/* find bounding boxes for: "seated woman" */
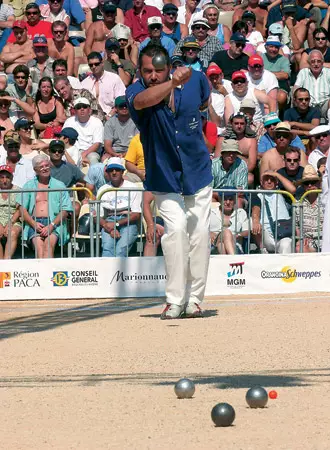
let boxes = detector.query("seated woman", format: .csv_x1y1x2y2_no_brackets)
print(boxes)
18,154,73,259
210,187,249,255
33,77,66,138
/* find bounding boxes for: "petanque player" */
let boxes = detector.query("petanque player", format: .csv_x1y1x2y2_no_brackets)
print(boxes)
126,43,212,320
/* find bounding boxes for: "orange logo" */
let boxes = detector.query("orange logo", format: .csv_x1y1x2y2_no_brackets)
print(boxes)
0,272,11,288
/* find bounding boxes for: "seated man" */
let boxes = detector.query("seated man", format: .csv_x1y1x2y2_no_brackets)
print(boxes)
96,157,142,257
0,3,15,53
55,127,82,167
0,164,22,259
52,59,81,90
246,55,279,109
48,21,75,76
308,125,330,170
84,1,118,55
204,4,230,45
27,34,54,84
206,64,232,127
6,65,37,119
19,154,73,259
260,122,307,176
299,27,330,70
1,20,34,74
104,38,135,87
104,95,138,160
124,133,145,183
84,161,107,195
124,0,161,43
139,16,176,56
210,32,248,81
276,146,304,200
39,0,70,25
176,36,204,72
162,3,188,45
233,0,267,35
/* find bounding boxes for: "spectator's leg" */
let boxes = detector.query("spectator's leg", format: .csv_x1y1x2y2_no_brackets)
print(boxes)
0,28,12,53
42,234,58,258
277,237,292,254
277,89,288,117
263,228,276,253
115,224,139,257
184,185,212,306
155,192,189,307
0,240,4,259
32,237,44,258
101,228,116,257
4,226,21,259
223,228,236,255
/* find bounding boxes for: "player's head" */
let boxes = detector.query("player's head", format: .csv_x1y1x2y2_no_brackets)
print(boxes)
139,44,170,88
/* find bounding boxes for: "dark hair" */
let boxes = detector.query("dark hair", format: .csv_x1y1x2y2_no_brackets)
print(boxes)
52,59,67,71
13,65,30,77
285,146,300,158
313,27,328,39
232,20,248,34
317,156,327,169
0,90,10,98
87,51,103,62
294,87,310,99
138,43,170,68
35,76,55,103
51,20,67,31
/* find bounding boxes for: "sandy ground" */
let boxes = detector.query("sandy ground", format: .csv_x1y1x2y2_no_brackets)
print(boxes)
1,293,330,450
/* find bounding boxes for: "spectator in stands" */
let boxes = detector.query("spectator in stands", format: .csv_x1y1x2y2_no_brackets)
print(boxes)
139,17,176,56
85,1,118,55
201,111,217,154
256,23,291,58
0,91,14,137
276,146,304,198
212,139,248,191
232,0,267,35
20,154,73,258
239,99,264,141
251,171,292,254
91,0,125,23
97,157,142,257
27,35,54,84
0,130,34,187
210,32,249,81
63,97,104,162
0,164,22,259
113,24,139,67
262,36,291,112
124,0,161,43
104,38,134,87
241,10,263,47
177,0,202,32
52,59,81,89
1,21,35,74
124,133,145,182
54,76,106,122
206,64,232,127
296,164,323,252
104,95,138,160
33,76,66,137
246,55,279,107
0,73,7,91
294,49,330,119
258,113,306,156
49,139,85,188
177,36,203,71
203,4,230,45
0,1,15,53
55,127,82,167
48,21,75,76
210,188,249,255
6,65,37,119
9,4,53,42
81,51,126,116
222,21,255,58
14,118,41,160
317,156,327,177
300,27,330,69
308,125,330,170
143,191,164,257
37,0,86,31
260,121,307,176
39,0,70,26
84,160,106,194
224,70,276,125
174,18,223,70
162,3,188,45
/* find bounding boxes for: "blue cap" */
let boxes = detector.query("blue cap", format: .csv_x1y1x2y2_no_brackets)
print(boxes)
14,118,35,130
49,139,65,151
105,37,120,49
221,186,237,198
170,55,184,66
163,3,178,13
33,34,47,46
230,32,248,43
54,127,78,140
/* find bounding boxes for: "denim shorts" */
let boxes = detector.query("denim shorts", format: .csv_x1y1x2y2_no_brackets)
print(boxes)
27,218,54,242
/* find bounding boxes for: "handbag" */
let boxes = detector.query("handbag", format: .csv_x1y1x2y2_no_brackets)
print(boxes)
264,197,292,240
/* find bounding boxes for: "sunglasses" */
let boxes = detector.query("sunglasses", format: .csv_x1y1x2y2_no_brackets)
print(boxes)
275,132,290,138
232,79,246,84
303,180,318,186
26,10,39,15
53,29,65,35
193,25,208,30
315,133,329,138
251,64,263,69
14,75,28,79
117,104,128,109
75,104,89,110
7,145,20,150
296,97,309,102
315,36,326,41
50,148,64,154
235,42,245,48
88,61,101,68
20,126,33,131
49,0,61,3
149,24,162,30
285,158,299,163
0,102,9,107
164,12,177,16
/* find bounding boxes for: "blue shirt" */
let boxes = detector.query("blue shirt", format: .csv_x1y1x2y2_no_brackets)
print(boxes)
139,36,176,56
258,132,306,154
84,163,106,194
126,70,212,195
36,0,85,24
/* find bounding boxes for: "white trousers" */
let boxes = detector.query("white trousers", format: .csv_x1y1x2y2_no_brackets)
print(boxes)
154,185,212,307
263,228,292,254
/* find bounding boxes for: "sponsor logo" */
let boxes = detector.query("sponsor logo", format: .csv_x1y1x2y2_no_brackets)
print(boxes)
12,271,40,287
227,262,245,288
0,272,11,288
261,266,322,283
51,270,98,287
110,270,167,285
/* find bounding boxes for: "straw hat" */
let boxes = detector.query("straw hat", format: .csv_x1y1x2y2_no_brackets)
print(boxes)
298,164,320,184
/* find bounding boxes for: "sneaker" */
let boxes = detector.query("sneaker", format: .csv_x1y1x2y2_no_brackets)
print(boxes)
184,303,203,318
160,304,184,320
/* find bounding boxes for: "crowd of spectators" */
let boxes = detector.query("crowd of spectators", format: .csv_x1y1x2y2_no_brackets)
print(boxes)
0,0,327,258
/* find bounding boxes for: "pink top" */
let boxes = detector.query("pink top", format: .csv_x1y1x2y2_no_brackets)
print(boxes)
223,43,256,55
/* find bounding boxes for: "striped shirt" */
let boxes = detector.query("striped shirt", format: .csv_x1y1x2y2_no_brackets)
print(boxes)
296,196,323,241
174,35,223,70
295,68,330,107
212,157,248,190
0,4,14,38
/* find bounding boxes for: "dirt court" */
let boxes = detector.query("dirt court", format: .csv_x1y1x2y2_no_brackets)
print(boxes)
1,293,330,450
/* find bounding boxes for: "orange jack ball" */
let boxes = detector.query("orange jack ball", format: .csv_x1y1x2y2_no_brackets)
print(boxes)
269,390,278,399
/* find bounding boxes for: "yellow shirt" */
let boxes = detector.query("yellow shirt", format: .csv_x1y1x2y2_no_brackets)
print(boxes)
125,134,145,170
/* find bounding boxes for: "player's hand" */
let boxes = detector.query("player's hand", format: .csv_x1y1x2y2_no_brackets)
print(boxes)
172,66,192,88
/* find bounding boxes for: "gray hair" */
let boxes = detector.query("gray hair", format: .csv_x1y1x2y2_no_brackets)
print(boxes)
32,154,49,169
308,49,324,63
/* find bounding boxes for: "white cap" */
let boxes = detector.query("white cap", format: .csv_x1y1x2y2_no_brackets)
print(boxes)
106,156,125,171
112,23,131,40
147,16,162,26
309,124,330,136
269,23,284,34
265,35,282,47
73,97,91,107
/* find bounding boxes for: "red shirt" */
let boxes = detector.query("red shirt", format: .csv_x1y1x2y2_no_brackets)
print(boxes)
8,21,53,43
203,121,218,148
124,5,161,42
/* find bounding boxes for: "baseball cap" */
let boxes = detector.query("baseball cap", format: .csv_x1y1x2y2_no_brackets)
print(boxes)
12,20,27,29
112,24,130,40
230,32,248,42
221,139,242,154
191,18,210,29
73,97,90,107
102,1,117,13
33,34,47,47
0,165,13,175
170,55,184,66
163,3,178,13
105,37,120,50
231,70,247,81
269,23,284,35
242,10,256,20
308,124,330,136
114,95,127,107
203,4,219,12
282,0,297,13
240,98,256,109
265,36,283,47
49,139,65,151
4,131,20,145
248,55,264,66
106,157,125,171
263,112,280,127
206,64,222,76
147,16,162,26
221,186,237,198
181,36,200,49
14,118,35,130
274,121,292,133
25,2,40,10
55,127,78,140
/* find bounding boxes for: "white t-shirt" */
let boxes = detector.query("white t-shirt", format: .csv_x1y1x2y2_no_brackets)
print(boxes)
0,154,34,188
210,207,249,234
247,30,264,47
246,69,279,94
227,86,265,122
308,148,328,171
177,6,203,31
63,144,82,168
97,180,142,217
145,0,163,11
62,116,104,152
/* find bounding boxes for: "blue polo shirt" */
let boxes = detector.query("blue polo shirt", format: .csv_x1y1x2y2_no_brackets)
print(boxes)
126,70,212,195
258,132,306,154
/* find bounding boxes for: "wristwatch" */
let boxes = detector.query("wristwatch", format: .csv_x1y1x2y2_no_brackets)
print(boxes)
51,221,56,228
115,222,120,229
117,64,124,69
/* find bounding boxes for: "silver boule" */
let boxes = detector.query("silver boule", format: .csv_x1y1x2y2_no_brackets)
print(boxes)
211,403,235,427
152,54,167,70
246,386,268,408
174,378,195,399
